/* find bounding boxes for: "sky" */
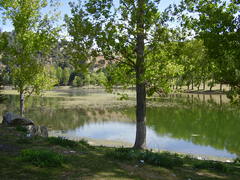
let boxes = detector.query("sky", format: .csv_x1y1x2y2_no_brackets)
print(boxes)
0,0,181,33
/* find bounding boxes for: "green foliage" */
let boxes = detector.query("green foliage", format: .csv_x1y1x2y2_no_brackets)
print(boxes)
15,126,28,133
234,157,240,165
55,67,71,85
73,71,107,87
47,137,78,148
0,0,59,114
78,139,93,150
177,0,240,99
73,76,83,87
106,148,183,169
20,149,64,167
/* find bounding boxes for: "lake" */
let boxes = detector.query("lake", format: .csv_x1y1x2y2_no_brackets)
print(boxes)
0,87,239,159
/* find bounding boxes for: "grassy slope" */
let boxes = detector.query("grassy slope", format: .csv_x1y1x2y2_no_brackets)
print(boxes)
0,125,240,180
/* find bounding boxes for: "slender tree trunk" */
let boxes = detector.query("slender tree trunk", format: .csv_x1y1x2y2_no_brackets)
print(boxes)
20,91,24,117
210,85,213,92
220,94,222,106
220,83,222,91
134,0,146,149
203,81,205,90
191,79,194,90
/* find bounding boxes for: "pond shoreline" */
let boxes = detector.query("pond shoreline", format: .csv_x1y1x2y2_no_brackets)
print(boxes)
49,131,235,163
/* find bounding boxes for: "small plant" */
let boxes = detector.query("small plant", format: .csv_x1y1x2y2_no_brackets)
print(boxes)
234,158,240,165
106,147,183,168
78,139,93,149
48,137,78,148
15,126,28,133
20,149,64,167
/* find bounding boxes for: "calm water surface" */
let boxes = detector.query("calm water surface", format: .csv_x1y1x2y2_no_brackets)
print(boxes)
1,88,239,159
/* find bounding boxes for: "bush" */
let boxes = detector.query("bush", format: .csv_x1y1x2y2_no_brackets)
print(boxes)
48,137,78,148
106,148,183,168
73,76,83,87
234,157,240,165
78,139,90,147
15,126,28,133
20,149,64,167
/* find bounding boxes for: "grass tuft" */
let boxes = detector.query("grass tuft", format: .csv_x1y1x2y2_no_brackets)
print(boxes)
20,149,64,167
47,137,78,148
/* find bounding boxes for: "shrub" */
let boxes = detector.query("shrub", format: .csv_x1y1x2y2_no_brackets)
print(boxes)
15,126,28,133
48,137,78,148
20,149,64,167
78,139,90,147
234,158,240,165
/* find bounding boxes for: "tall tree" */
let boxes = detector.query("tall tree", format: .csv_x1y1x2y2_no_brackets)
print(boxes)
66,0,182,149
0,0,58,115
176,0,240,101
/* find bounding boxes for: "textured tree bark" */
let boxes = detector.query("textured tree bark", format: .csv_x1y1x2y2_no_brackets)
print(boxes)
134,0,146,149
20,91,24,117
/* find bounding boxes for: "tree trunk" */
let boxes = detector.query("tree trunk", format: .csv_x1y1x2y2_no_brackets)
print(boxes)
68,72,76,86
220,83,222,91
191,80,194,90
220,94,222,105
203,81,205,90
210,85,213,92
20,91,24,117
134,0,146,150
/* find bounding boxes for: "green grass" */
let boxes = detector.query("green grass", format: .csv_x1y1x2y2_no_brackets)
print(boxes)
20,149,64,167
193,160,230,172
47,136,78,148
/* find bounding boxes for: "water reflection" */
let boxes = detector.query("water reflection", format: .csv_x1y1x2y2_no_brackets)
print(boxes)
0,90,239,158
59,121,236,158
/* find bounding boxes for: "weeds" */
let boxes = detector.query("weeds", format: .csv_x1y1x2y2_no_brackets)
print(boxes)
20,149,64,167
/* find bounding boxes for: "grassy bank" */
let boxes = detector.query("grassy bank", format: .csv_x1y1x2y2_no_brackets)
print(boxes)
0,125,240,180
